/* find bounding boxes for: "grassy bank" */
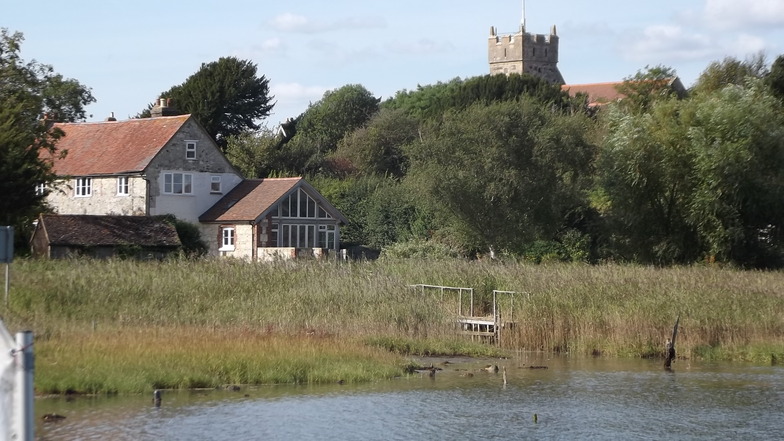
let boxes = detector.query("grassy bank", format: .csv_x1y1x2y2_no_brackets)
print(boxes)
3,258,783,394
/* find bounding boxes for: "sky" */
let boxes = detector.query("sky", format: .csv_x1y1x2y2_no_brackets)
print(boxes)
5,0,784,127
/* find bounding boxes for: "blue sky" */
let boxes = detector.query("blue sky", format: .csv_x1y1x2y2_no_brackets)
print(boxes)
5,0,784,126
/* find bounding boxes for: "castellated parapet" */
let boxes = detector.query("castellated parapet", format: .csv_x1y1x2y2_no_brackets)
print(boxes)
489,24,565,85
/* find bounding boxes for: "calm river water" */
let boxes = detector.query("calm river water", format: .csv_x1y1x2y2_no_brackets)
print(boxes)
36,354,784,440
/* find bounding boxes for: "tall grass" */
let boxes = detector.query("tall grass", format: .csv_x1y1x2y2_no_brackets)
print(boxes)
3,258,783,393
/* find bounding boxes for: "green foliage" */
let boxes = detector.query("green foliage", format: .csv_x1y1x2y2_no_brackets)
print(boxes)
0,28,93,238
332,108,418,177
143,56,274,147
768,54,784,99
404,99,595,254
615,65,684,113
224,128,283,178
310,175,424,249
597,100,701,264
691,54,768,96
157,215,208,258
383,73,572,120
598,76,784,267
281,85,380,174
686,80,784,267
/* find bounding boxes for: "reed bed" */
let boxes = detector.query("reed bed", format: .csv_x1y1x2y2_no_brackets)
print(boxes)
3,258,783,394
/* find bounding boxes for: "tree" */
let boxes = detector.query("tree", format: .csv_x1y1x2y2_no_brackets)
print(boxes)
383,74,573,121
143,57,274,148
687,80,784,267
332,108,418,177
691,54,768,96
0,29,94,237
597,78,784,267
404,99,595,254
224,128,284,178
596,99,701,264
768,54,784,99
280,84,380,174
615,65,685,113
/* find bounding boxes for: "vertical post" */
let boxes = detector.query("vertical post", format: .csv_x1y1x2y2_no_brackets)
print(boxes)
1,226,13,307
493,290,498,346
4,263,8,307
14,331,34,441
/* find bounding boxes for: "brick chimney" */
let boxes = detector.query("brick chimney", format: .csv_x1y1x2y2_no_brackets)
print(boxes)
150,98,179,117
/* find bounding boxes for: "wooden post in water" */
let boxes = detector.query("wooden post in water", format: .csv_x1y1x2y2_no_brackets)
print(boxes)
664,315,680,370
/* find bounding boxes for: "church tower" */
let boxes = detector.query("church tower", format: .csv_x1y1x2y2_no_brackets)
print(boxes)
488,7,565,85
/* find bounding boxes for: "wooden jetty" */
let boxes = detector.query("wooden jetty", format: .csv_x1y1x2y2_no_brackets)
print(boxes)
411,284,521,346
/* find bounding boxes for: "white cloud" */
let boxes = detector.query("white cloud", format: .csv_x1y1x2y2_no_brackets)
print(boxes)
621,25,716,62
269,13,386,34
704,0,784,30
259,38,285,53
728,33,769,56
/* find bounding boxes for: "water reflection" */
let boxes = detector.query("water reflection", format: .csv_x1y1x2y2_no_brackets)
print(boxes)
37,355,784,440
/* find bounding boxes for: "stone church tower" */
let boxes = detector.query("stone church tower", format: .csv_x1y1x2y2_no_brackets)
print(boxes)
488,23,565,85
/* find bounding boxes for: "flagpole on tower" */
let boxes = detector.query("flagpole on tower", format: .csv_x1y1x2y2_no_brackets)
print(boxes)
522,0,526,29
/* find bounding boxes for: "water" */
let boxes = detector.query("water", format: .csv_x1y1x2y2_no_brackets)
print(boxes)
37,355,784,440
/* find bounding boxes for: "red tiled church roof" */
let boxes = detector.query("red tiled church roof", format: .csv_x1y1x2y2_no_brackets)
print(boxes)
47,115,191,176
561,82,625,106
562,77,686,107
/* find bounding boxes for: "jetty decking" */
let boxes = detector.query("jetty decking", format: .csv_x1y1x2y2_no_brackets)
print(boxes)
410,284,520,346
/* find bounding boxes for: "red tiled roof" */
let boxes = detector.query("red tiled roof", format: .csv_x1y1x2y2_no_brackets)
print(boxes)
199,178,303,223
561,82,625,106
562,77,686,107
38,214,181,247
46,115,191,176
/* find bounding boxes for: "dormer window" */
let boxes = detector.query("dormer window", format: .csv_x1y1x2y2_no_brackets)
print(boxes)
185,141,197,160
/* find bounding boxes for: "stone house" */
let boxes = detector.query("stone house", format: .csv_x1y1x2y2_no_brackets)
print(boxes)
39,103,345,259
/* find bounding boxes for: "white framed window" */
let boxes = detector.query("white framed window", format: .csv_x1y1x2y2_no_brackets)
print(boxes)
75,177,92,197
210,176,221,193
117,176,129,196
163,172,193,195
220,227,235,251
35,183,47,196
185,141,197,160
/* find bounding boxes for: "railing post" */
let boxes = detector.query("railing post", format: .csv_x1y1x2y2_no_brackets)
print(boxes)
14,331,34,441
